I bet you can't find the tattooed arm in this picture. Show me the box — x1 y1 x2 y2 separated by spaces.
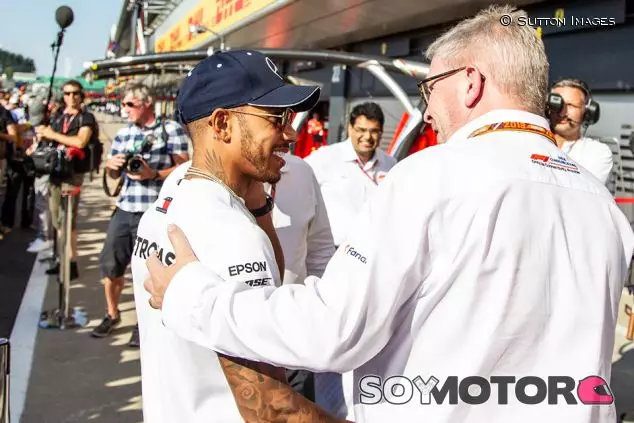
218 354 352 423
196 133 346 421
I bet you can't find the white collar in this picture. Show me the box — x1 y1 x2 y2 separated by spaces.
445 109 551 145
341 138 380 165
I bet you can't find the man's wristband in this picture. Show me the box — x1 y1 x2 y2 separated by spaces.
249 194 274 218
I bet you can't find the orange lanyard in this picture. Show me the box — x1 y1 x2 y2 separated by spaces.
356 159 378 185
468 121 557 145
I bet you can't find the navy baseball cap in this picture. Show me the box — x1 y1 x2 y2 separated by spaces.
177 50 321 124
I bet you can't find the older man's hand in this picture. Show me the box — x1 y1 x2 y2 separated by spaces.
145 224 199 309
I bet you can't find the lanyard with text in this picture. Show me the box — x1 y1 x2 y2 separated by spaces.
62 114 76 134
468 121 557 145
356 159 378 185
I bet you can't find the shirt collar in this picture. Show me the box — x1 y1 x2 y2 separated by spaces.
445 109 550 145
341 138 379 166
136 116 160 131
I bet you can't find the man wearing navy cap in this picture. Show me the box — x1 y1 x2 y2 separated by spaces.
130 50 345 423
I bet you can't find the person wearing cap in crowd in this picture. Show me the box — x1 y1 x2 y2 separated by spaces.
144 6 634 423
130 50 347 423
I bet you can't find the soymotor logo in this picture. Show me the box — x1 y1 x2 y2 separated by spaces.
359 375 614 406
343 245 367 264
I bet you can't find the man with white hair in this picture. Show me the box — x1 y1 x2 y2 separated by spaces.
144 6 634 422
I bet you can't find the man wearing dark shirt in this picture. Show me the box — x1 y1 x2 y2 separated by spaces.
36 79 99 278
0 104 22 240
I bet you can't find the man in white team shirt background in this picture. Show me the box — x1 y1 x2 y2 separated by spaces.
549 78 614 185
146 5 634 423
130 50 350 423
304 102 397 247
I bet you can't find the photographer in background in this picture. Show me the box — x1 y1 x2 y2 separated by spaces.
94 83 189 345
549 78 613 185
36 80 98 278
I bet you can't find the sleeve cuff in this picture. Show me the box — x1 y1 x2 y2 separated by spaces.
161 261 218 330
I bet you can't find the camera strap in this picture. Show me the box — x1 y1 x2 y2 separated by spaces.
102 169 125 198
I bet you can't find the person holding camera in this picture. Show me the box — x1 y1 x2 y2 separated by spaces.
35 80 99 278
94 83 190 344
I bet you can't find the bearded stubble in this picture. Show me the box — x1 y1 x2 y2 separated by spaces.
236 114 281 184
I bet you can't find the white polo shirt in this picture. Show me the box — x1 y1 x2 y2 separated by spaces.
304 138 397 246
160 109 634 423
264 154 335 284
130 166 281 423
561 137 614 185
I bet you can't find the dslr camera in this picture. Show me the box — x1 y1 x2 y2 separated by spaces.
122 132 157 174
123 153 145 174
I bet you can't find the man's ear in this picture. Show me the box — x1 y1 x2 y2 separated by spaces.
208 109 232 143
464 66 485 108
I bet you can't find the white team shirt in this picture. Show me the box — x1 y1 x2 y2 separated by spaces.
304 138 397 246
165 157 335 285
130 166 281 423
159 110 634 423
561 137 614 185
264 154 335 284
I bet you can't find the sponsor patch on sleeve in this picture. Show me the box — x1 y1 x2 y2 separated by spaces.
156 197 173 214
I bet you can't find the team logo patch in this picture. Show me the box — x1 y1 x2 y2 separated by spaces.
265 57 283 80
530 154 580 174
156 196 173 214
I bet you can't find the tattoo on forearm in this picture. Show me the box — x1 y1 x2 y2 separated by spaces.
218 354 350 423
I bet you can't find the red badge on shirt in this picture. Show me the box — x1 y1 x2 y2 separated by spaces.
156 197 173 214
